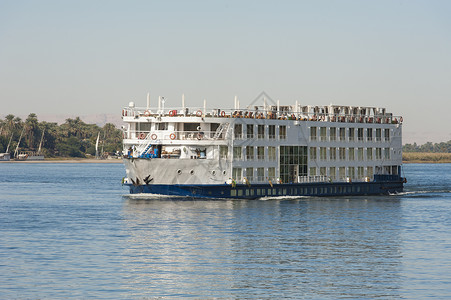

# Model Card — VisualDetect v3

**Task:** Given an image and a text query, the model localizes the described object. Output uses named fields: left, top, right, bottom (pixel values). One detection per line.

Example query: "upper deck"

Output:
left=122, top=103, right=403, bottom=125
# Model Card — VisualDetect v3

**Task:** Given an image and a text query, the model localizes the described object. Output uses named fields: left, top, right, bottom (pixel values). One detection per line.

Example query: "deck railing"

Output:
left=122, top=106, right=403, bottom=124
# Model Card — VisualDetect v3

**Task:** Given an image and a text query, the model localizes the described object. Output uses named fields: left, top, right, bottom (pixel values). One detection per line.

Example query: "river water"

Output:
left=0, top=163, right=450, bottom=299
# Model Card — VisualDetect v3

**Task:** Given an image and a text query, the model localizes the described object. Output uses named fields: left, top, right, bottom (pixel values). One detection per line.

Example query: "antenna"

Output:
left=147, top=92, right=150, bottom=109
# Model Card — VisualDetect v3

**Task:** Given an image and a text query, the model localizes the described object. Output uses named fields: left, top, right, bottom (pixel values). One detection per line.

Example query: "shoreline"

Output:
left=2, top=155, right=451, bottom=164
left=0, top=158, right=123, bottom=164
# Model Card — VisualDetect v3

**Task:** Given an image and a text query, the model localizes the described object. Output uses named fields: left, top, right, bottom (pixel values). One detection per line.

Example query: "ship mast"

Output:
left=37, top=129, right=45, bottom=155
left=95, top=132, right=100, bottom=159
left=14, top=127, right=25, bottom=158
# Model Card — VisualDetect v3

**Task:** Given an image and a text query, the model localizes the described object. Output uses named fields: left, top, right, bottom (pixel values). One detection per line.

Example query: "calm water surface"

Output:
left=0, top=163, right=450, bottom=299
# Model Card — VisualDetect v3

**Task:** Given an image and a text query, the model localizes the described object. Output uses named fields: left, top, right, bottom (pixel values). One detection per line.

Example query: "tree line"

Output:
left=403, top=140, right=451, bottom=153
left=0, top=113, right=122, bottom=158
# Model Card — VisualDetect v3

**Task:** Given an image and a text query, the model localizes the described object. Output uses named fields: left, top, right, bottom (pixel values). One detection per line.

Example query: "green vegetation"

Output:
left=403, top=141, right=451, bottom=153
left=403, top=140, right=451, bottom=163
left=0, top=113, right=122, bottom=158
left=403, top=152, right=451, bottom=163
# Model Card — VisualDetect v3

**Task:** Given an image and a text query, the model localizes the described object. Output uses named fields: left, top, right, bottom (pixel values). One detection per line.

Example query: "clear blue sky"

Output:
left=1, top=0, right=450, bottom=144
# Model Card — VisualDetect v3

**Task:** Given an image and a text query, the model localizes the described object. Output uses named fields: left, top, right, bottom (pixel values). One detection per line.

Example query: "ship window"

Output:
left=232, top=167, right=242, bottom=181
left=348, top=128, right=355, bottom=141
left=268, top=167, right=275, bottom=180
left=367, top=128, right=373, bottom=141
left=137, top=122, right=151, bottom=132
left=367, top=148, right=373, bottom=160
left=268, top=125, right=276, bottom=139
left=310, top=167, right=316, bottom=176
left=246, top=124, right=254, bottom=139
left=384, top=129, right=390, bottom=141
left=349, top=148, right=355, bottom=161
left=339, top=147, right=346, bottom=160
left=329, top=167, right=336, bottom=181
left=358, top=128, right=364, bottom=141
left=376, top=148, right=382, bottom=159
left=234, top=124, right=242, bottom=139
left=156, top=122, right=168, bottom=130
left=237, top=190, right=243, bottom=196
left=257, top=125, right=265, bottom=139
left=246, top=146, right=254, bottom=160
left=358, top=167, right=364, bottom=179
left=330, top=127, right=336, bottom=141
left=385, top=148, right=391, bottom=159
left=279, top=146, right=308, bottom=184
left=257, top=167, right=264, bottom=181
left=211, top=123, right=220, bottom=132
left=184, top=123, right=200, bottom=131
left=310, top=127, right=317, bottom=141
left=367, top=167, right=373, bottom=179
left=220, top=146, right=228, bottom=159
left=348, top=167, right=355, bottom=179
left=320, top=147, right=327, bottom=160
left=231, top=190, right=237, bottom=197
left=358, top=148, right=364, bottom=160
left=339, top=128, right=346, bottom=141
left=246, top=168, right=254, bottom=182
left=279, top=125, right=287, bottom=140
left=268, top=147, right=276, bottom=161
left=376, top=128, right=382, bottom=141
left=233, top=147, right=242, bottom=160
left=330, top=147, right=337, bottom=161
left=309, top=147, right=317, bottom=160
left=339, top=167, right=346, bottom=181
left=257, top=146, right=265, bottom=160
left=320, top=127, right=327, bottom=141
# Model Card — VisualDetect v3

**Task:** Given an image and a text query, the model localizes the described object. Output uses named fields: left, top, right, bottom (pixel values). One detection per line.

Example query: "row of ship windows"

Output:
left=230, top=185, right=371, bottom=197
left=232, top=166, right=398, bottom=183
left=221, top=146, right=396, bottom=161
left=233, top=124, right=395, bottom=141
left=310, top=127, right=392, bottom=142
left=234, top=124, right=286, bottom=139
left=310, top=147, right=396, bottom=161
left=232, top=166, right=396, bottom=182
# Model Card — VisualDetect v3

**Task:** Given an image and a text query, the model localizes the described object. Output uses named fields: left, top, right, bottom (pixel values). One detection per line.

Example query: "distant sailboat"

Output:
left=95, top=132, right=103, bottom=159
left=14, top=127, right=27, bottom=160
left=0, top=131, right=13, bottom=161
left=14, top=127, right=45, bottom=161
left=27, top=129, right=45, bottom=160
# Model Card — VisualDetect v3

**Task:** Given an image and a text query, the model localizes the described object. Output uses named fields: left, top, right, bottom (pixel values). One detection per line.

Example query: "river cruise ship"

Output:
left=121, top=95, right=405, bottom=199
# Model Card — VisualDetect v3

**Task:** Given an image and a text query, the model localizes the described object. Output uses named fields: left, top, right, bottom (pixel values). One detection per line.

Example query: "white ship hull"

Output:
left=121, top=96, right=405, bottom=198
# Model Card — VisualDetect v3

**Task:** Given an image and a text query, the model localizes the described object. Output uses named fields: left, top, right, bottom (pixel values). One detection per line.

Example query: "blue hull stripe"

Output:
left=126, top=180, right=404, bottom=199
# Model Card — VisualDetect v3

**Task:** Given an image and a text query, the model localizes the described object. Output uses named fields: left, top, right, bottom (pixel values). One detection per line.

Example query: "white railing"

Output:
left=122, top=106, right=403, bottom=124
left=126, top=130, right=225, bottom=141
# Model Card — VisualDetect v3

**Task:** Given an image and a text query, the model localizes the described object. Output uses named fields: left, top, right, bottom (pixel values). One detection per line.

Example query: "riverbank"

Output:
left=0, top=158, right=122, bottom=163
left=403, top=152, right=451, bottom=163
left=2, top=154, right=451, bottom=164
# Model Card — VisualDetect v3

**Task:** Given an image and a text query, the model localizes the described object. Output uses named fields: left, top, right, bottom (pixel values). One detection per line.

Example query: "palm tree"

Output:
left=25, top=113, right=39, bottom=149
left=4, top=114, right=15, bottom=135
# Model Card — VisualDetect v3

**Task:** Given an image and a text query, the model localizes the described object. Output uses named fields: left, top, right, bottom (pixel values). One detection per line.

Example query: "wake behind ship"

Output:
left=121, top=95, right=405, bottom=199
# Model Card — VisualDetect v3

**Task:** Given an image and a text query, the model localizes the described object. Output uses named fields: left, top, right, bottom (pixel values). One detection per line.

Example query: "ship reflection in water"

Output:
left=121, top=196, right=402, bottom=298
